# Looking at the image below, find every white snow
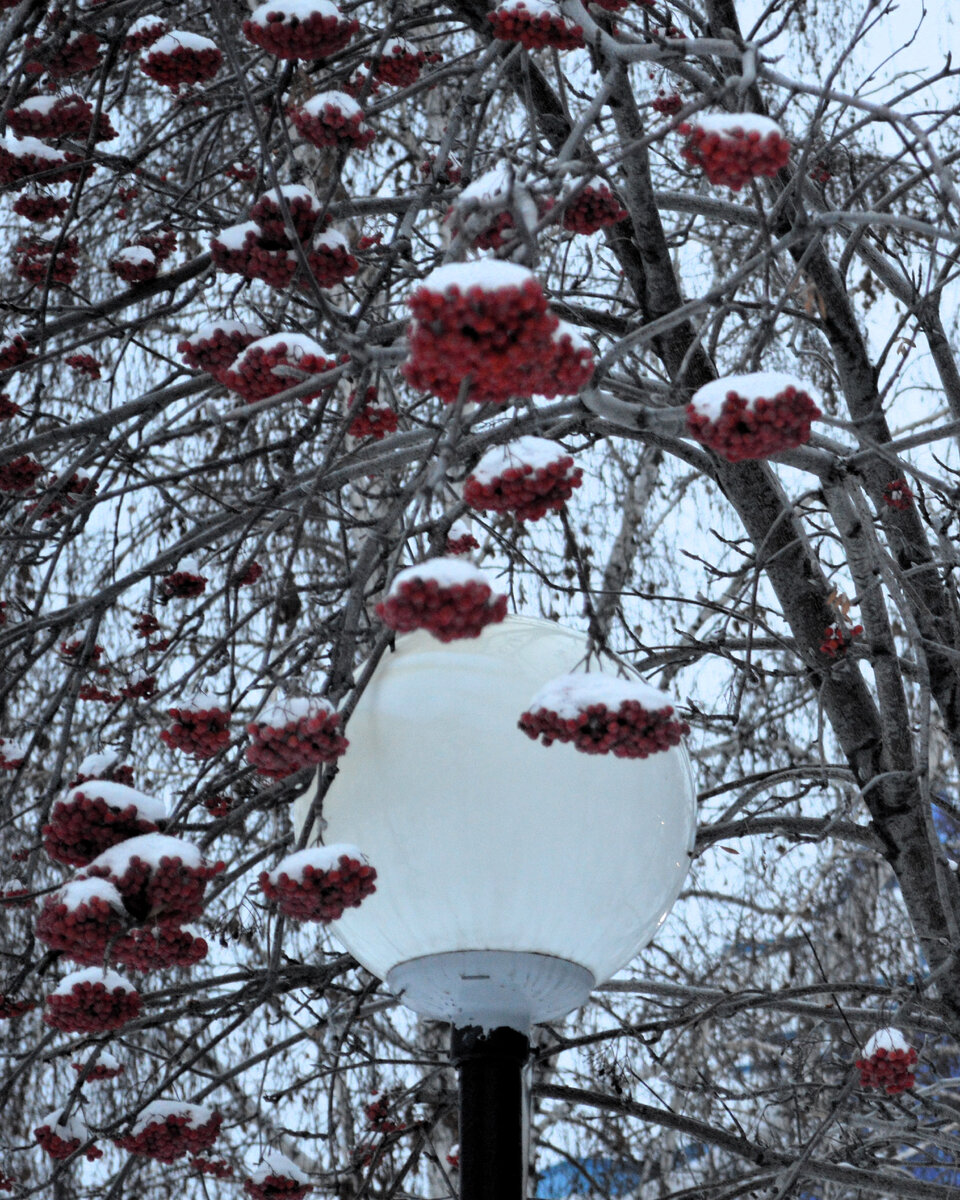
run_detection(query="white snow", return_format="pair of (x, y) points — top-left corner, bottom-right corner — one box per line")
(77, 750), (119, 777)
(458, 162), (512, 205)
(146, 30), (220, 56)
(130, 1099), (213, 1134)
(129, 14), (165, 35)
(863, 1027), (911, 1057)
(525, 672), (680, 719)
(256, 696), (334, 726)
(74, 1048), (120, 1070)
(249, 1151), (310, 1184)
(248, 0), (341, 24)
(211, 221), (259, 251)
(690, 372), (821, 420)
(67, 780), (166, 823)
(266, 843), (365, 884)
(184, 319), (264, 345)
(421, 259), (536, 295)
(0, 737), (28, 762)
(495, 0), (563, 16)
(256, 183), (319, 210)
(313, 227), (349, 252)
(15, 95), (64, 116)
(552, 319), (589, 349)
(232, 332), (331, 372)
(1, 134), (65, 163)
(83, 832), (204, 874)
(36, 1110), (87, 1140)
(173, 690), (226, 714)
(56, 876), (125, 913)
(113, 245), (156, 266)
(470, 436), (573, 484)
(692, 112), (783, 139)
(448, 518), (473, 540)
(52, 966), (135, 996)
(382, 36), (418, 57)
(301, 90), (361, 119)
(387, 556), (504, 595)
(173, 554), (204, 577)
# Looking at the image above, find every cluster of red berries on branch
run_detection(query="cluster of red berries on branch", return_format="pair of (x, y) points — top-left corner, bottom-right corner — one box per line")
(0, 736), (27, 768)
(347, 387), (398, 439)
(109, 245), (158, 284)
(35, 1114), (102, 1161)
(288, 91), (375, 149)
(178, 320), (264, 383)
(194, 1157), (234, 1178)
(679, 114), (790, 190)
(0, 135), (71, 188)
(686, 373), (821, 461)
(243, 1152), (312, 1199)
(883, 479), (914, 510)
(64, 350), (102, 379)
(44, 967), (141, 1033)
(303, 229), (358, 287)
(653, 90), (684, 116)
(0, 995), (36, 1019)
(13, 193), (68, 222)
(1, 880), (32, 907)
(234, 560), (264, 586)
(36, 877), (126, 963)
(161, 699), (232, 759)
(222, 334), (337, 404)
(249, 184), (326, 245)
(121, 670), (157, 700)
(820, 623), (863, 658)
(445, 523), (480, 555)
(560, 181), (628, 234)
(140, 31), (223, 89)
(136, 227), (178, 263)
(27, 471), (97, 521)
(0, 395), (20, 419)
(42, 781), (165, 867)
(113, 922), (208, 971)
(6, 94), (111, 141)
(210, 222), (297, 288)
(370, 36), (427, 87)
(420, 153), (462, 187)
(403, 260), (593, 405)
(15, 236), (79, 286)
(260, 845), (377, 923)
(0, 333), (34, 369)
(115, 1102), (223, 1162)
(71, 1051), (124, 1081)
(77, 683), (120, 704)
(81, 834), (225, 923)
(28, 31), (103, 78)
(519, 674), (690, 758)
(377, 558), (508, 641)
(246, 698), (349, 778)
(69, 752), (135, 789)
(124, 14), (167, 52)
(465, 436), (583, 522)
(0, 454), (44, 492)
(242, 0), (358, 60)
(856, 1029), (918, 1094)
(489, 0), (585, 50)
(159, 557), (208, 600)
(364, 1092), (406, 1134)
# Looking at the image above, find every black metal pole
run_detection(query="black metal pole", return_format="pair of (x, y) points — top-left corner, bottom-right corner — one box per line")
(451, 1024), (530, 1199)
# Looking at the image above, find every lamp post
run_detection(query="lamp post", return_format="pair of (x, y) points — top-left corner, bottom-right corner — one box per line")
(293, 616), (696, 1197)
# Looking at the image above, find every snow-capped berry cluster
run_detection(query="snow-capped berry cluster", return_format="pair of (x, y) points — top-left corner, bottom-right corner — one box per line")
(13, 193), (69, 222)
(36, 877), (126, 964)
(242, 0), (358, 60)
(489, 0), (585, 50)
(304, 228), (358, 287)
(44, 967), (141, 1033)
(377, 558), (508, 641)
(178, 320), (264, 383)
(15, 236), (79, 286)
(883, 479), (913, 510)
(80, 834), (225, 923)
(246, 697), (349, 778)
(1, 879), (31, 908)
(679, 114), (790, 190)
(560, 181), (628, 234)
(35, 1112), (102, 1161)
(7, 94), (96, 139)
(125, 14), (167, 52)
(0, 454), (44, 492)
(260, 845), (377, 923)
(686, 372), (822, 461)
(0, 737), (27, 769)
(42, 781), (165, 867)
(0, 134), (70, 188)
(222, 334), (337, 404)
(244, 1152), (312, 1200)
(64, 350), (102, 379)
(210, 222), (297, 288)
(371, 37), (426, 87)
(519, 674), (690, 758)
(110, 245), (158, 284)
(445, 521), (479, 555)
(72, 1050), (124, 1081)
(249, 184), (326, 245)
(141, 32), (223, 89)
(159, 557), (208, 600)
(113, 922), (208, 971)
(288, 91), (375, 149)
(856, 1028), (917, 1094)
(161, 699), (232, 759)
(69, 751), (134, 788)
(115, 1101), (222, 1162)
(464, 436), (583, 522)
(403, 261), (593, 405)
(137, 227), (177, 263)
(820, 622), (863, 658)
(348, 389), (398, 439)
(30, 31), (103, 78)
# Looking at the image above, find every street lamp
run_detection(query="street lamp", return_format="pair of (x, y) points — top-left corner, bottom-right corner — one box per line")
(293, 616), (696, 1197)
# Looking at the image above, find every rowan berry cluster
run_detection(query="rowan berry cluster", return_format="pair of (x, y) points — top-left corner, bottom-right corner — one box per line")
(679, 119), (791, 190)
(83, 842), (225, 923)
(243, 1164), (311, 1199)
(377, 562), (508, 641)
(193, 1158), (234, 1178)
(124, 16), (167, 52)
(249, 189), (325, 245)
(519, 698), (690, 758)
(686, 384), (821, 461)
(35, 1122), (102, 1161)
(178, 323), (262, 382)
(28, 471), (97, 520)
(0, 139), (69, 188)
(42, 788), (162, 867)
(210, 224), (295, 287)
(36, 882), (126, 963)
(0, 454), (44, 492)
(115, 1106), (223, 1162)
(305, 234), (358, 287)
(71, 1056), (124, 1081)
(44, 973), (141, 1033)
(109, 246), (158, 284)
(489, 1), (585, 50)
(348, 396), (398, 440)
(15, 237), (79, 286)
(234, 561), (263, 586)
(121, 671), (157, 699)
(260, 851), (377, 923)
(64, 351), (101, 379)
(31, 32), (102, 78)
(820, 623), (863, 658)
(856, 1044), (917, 1094)
(0, 881), (31, 907)
(159, 564), (207, 600)
(13, 193), (68, 222)
(137, 227), (177, 263)
(113, 923), (208, 971)
(0, 995), (36, 1018)
(420, 154), (462, 186)
(288, 93), (375, 149)
(7, 94), (93, 139)
(0, 737), (27, 768)
(241, 2), (358, 60)
(69, 760), (135, 788)
(653, 91), (683, 115)
(364, 1092), (406, 1134)
(77, 683), (120, 704)
(161, 703), (232, 759)
(446, 530), (479, 555)
(465, 446), (582, 522)
(223, 338), (337, 404)
(246, 704), (349, 778)
(883, 479), (913, 510)
(141, 33), (223, 89)
(561, 183), (628, 234)
(0, 334), (33, 369)
(370, 37), (426, 87)
(0, 395), (19, 419)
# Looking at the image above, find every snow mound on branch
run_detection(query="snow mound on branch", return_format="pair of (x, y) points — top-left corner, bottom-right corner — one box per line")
(171, 690), (225, 715)
(257, 696), (334, 726)
(233, 332), (330, 362)
(249, 1151), (310, 1184)
(58, 876), (125, 912)
(212, 221), (259, 251)
(37, 1111), (88, 1140)
(692, 112), (783, 138)
(255, 183), (319, 208)
(264, 844), (366, 885)
(313, 227), (348, 252)
(248, 0), (341, 20)
(863, 1028), (911, 1057)
(458, 163), (513, 204)
(421, 259), (536, 295)
(83, 832), (204, 873)
(387, 557), (501, 594)
(52, 966), (135, 995)
(67, 781), (166, 824)
(149, 30), (220, 55)
(470, 436), (572, 483)
(113, 245), (155, 266)
(183, 319), (264, 344)
(131, 1100), (214, 1134)
(526, 673), (680, 719)
(1, 134), (65, 163)
(300, 90), (361, 118)
(689, 371), (822, 419)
